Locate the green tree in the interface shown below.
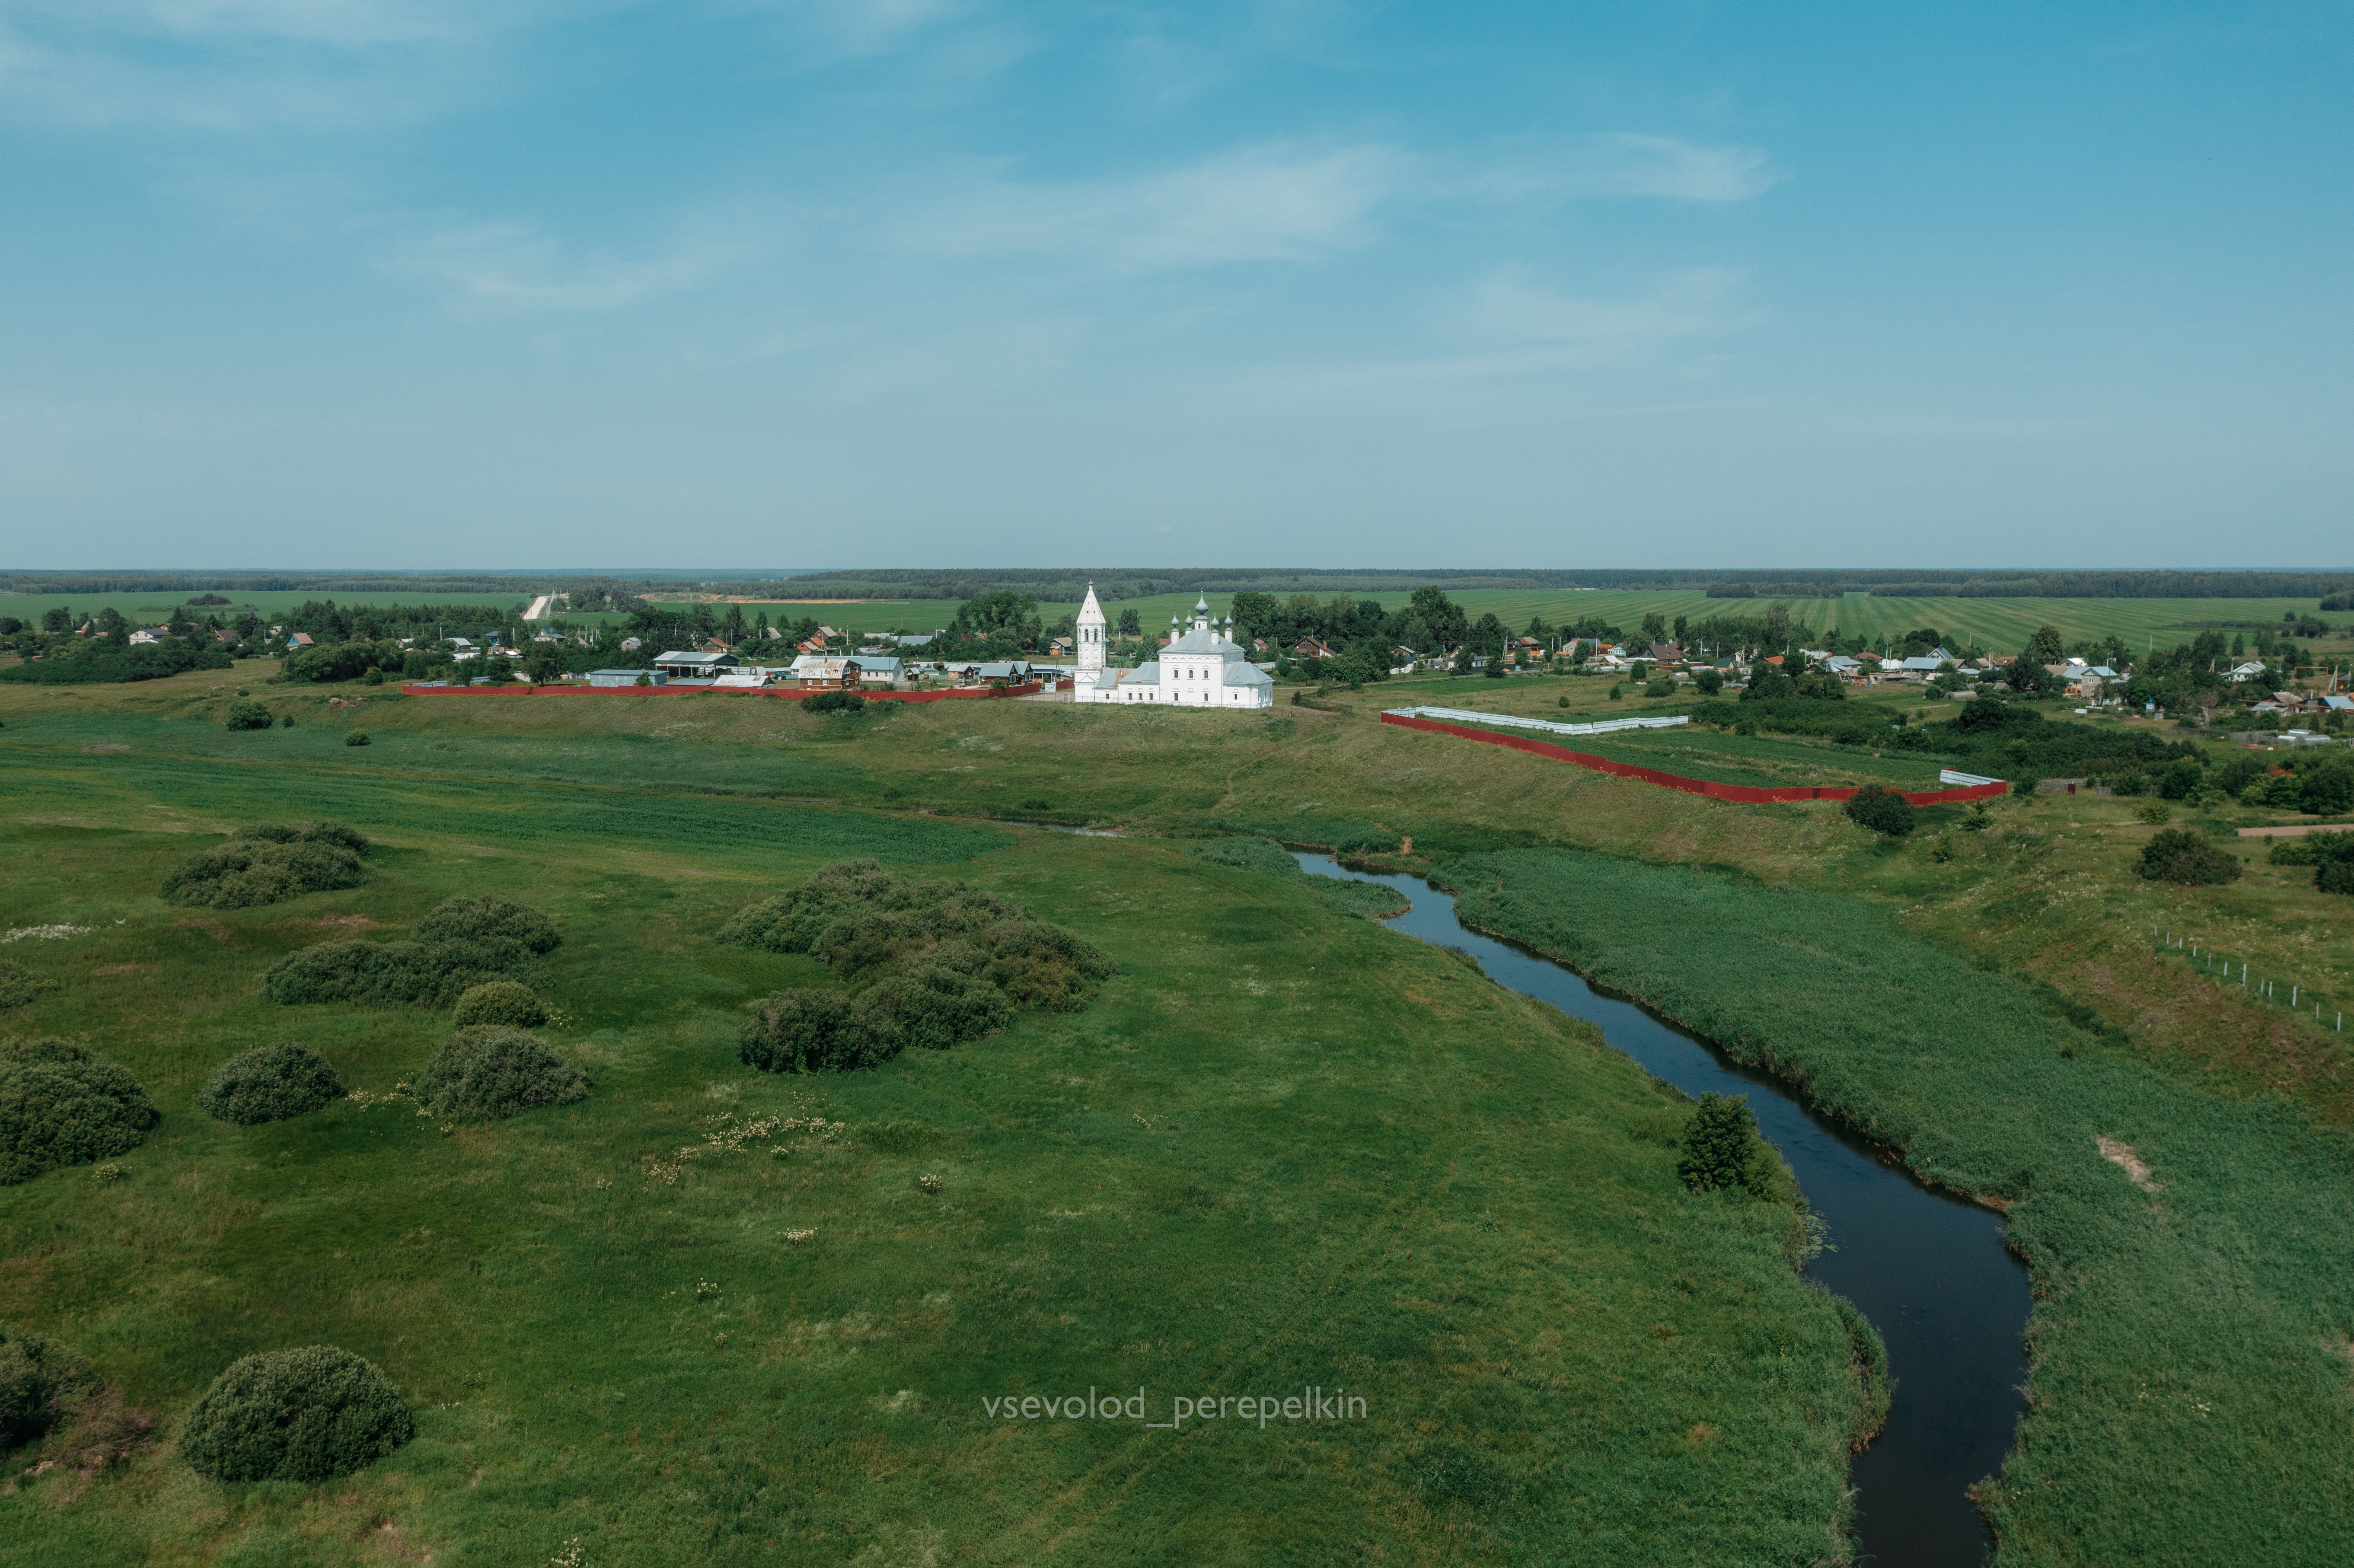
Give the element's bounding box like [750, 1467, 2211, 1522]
[2137, 828, 2240, 886]
[1761, 602, 1793, 647]
[2300, 759, 2354, 816]
[1844, 785, 1915, 837]
[1677, 1093, 1764, 1195]
[2026, 625, 2066, 665]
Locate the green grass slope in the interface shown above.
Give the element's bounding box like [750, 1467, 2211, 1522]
[0, 772, 1872, 1562]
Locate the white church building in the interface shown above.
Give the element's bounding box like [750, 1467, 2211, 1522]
[1072, 586, 1275, 709]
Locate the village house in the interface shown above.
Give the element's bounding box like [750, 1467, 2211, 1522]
[785, 654, 905, 689]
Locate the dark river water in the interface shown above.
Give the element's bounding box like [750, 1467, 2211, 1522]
[1294, 854, 2032, 1568]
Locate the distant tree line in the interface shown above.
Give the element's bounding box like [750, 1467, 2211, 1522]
[8, 567, 2348, 603]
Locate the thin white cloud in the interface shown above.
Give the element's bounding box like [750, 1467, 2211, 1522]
[900, 141, 1403, 272]
[3, 1, 567, 47]
[1457, 266, 1756, 351]
[384, 216, 760, 313]
[1246, 267, 1759, 400]
[733, 0, 969, 58]
[1474, 133, 1782, 204]
[0, 1, 603, 129]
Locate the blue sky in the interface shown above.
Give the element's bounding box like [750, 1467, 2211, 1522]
[1, 2, 2348, 570]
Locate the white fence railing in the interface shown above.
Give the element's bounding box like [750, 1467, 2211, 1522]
[1387, 707, 1691, 738]
[1938, 769, 2005, 787]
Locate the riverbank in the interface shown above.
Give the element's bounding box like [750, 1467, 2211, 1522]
[1445, 847, 2354, 1565]
[1299, 852, 2018, 1568]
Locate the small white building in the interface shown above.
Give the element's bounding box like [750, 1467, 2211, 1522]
[587, 669, 663, 687]
[1075, 590, 1273, 708]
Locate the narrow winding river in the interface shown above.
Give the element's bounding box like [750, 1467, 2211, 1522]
[1294, 854, 2032, 1568]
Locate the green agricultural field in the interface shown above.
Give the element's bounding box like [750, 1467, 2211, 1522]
[1448, 850, 2354, 1566]
[0, 698, 1876, 1563]
[638, 597, 973, 634]
[0, 592, 539, 632]
[995, 589, 2351, 659]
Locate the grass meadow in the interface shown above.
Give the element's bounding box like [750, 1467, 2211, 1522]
[0, 688, 1877, 1564]
[9, 665, 2354, 1562]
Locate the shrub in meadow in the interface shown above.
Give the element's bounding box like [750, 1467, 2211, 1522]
[162, 822, 370, 909]
[2137, 827, 2241, 886]
[344, 731, 370, 747]
[179, 1346, 413, 1483]
[223, 700, 272, 731]
[0, 1328, 95, 1448]
[260, 896, 558, 1009]
[802, 689, 867, 714]
[739, 990, 870, 1073]
[197, 1043, 342, 1126]
[726, 860, 1114, 1074]
[411, 1027, 587, 1121]
[1677, 1092, 1768, 1197]
[452, 980, 548, 1027]
[1844, 784, 1915, 838]
[413, 896, 561, 960]
[2319, 859, 2354, 897]
[0, 964, 62, 1009]
[0, 1040, 160, 1186]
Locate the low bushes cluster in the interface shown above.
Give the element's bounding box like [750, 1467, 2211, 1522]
[0, 1329, 96, 1448]
[0, 637, 231, 687]
[802, 689, 867, 714]
[260, 896, 559, 1009]
[0, 1040, 160, 1186]
[727, 860, 1115, 1074]
[197, 1043, 343, 1125]
[179, 1346, 414, 1482]
[2270, 830, 2354, 894]
[2137, 827, 2241, 886]
[223, 700, 273, 730]
[411, 1027, 587, 1120]
[2238, 756, 2354, 814]
[0, 963, 61, 1009]
[162, 822, 370, 909]
[452, 980, 548, 1026]
[1843, 784, 1915, 837]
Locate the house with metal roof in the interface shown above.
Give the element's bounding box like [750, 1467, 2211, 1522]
[654, 649, 737, 677]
